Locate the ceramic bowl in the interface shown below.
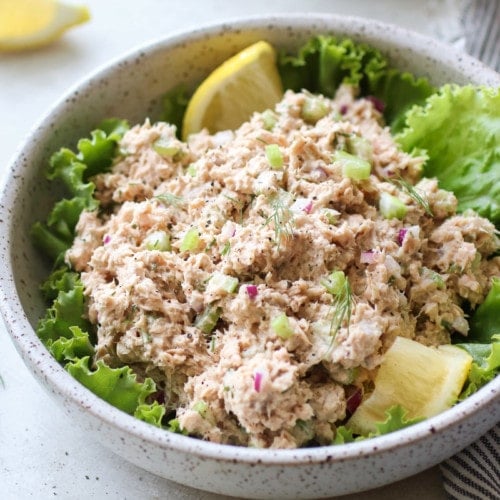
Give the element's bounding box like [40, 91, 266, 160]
[1, 14, 499, 500]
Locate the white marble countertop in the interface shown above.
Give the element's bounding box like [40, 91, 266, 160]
[0, 1, 466, 498]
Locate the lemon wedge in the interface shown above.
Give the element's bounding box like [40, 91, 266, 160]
[182, 40, 283, 140]
[0, 0, 90, 52]
[347, 337, 472, 435]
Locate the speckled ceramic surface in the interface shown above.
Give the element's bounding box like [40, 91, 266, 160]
[1, 14, 499, 500]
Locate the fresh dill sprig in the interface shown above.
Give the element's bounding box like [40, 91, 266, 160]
[321, 271, 355, 337]
[223, 194, 245, 222]
[155, 192, 185, 208]
[388, 177, 433, 216]
[264, 190, 295, 247]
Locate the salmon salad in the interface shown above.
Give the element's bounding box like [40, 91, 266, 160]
[60, 85, 499, 448]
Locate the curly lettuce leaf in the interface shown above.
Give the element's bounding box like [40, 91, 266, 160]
[454, 280, 500, 398]
[47, 325, 94, 362]
[39, 267, 81, 300]
[397, 85, 500, 225]
[36, 270, 91, 344]
[33, 119, 129, 262]
[277, 35, 434, 130]
[134, 401, 166, 427]
[457, 335, 500, 399]
[469, 277, 500, 343]
[31, 222, 70, 263]
[166, 418, 188, 435]
[161, 84, 189, 138]
[371, 405, 424, 435]
[66, 357, 156, 415]
[333, 425, 359, 444]
[334, 405, 422, 444]
[77, 130, 120, 179]
[32, 195, 92, 263]
[36, 267, 165, 422]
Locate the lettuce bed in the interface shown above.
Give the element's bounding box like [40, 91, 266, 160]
[33, 36, 500, 440]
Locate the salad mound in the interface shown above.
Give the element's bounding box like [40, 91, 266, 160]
[33, 36, 500, 448]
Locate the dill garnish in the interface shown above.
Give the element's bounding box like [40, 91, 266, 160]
[264, 190, 295, 247]
[155, 192, 185, 208]
[223, 194, 245, 222]
[388, 177, 433, 216]
[321, 271, 355, 337]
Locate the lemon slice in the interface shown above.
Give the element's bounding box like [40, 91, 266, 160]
[0, 0, 90, 52]
[182, 40, 283, 140]
[347, 337, 472, 435]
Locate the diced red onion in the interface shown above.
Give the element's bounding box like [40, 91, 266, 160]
[103, 234, 111, 244]
[397, 228, 408, 246]
[221, 222, 237, 239]
[303, 200, 313, 214]
[253, 371, 263, 392]
[346, 388, 363, 415]
[246, 285, 258, 299]
[366, 96, 385, 113]
[291, 198, 313, 214]
[360, 250, 375, 264]
[340, 104, 349, 115]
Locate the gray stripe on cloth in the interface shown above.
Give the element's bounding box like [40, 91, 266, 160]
[440, 424, 500, 500]
[461, 0, 500, 70]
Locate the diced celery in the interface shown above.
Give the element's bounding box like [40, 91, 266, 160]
[333, 151, 371, 181]
[195, 306, 221, 335]
[271, 312, 295, 339]
[379, 192, 408, 220]
[261, 109, 278, 131]
[321, 270, 346, 296]
[346, 136, 373, 162]
[209, 272, 239, 293]
[153, 137, 180, 158]
[322, 208, 340, 224]
[144, 230, 171, 251]
[221, 241, 231, 256]
[301, 96, 329, 123]
[180, 227, 200, 252]
[265, 144, 284, 170]
[193, 400, 209, 418]
[186, 164, 197, 177]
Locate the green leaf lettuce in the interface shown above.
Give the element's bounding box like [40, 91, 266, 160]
[32, 118, 129, 262]
[66, 357, 156, 415]
[397, 85, 500, 226]
[277, 35, 435, 131]
[36, 269, 91, 344]
[457, 335, 500, 399]
[334, 405, 423, 444]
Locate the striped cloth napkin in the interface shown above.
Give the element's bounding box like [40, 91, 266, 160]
[461, 0, 500, 70]
[439, 2, 499, 498]
[440, 425, 500, 499]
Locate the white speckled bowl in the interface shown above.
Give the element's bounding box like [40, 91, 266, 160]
[1, 14, 499, 500]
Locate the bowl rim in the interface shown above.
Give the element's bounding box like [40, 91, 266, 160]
[0, 12, 499, 467]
